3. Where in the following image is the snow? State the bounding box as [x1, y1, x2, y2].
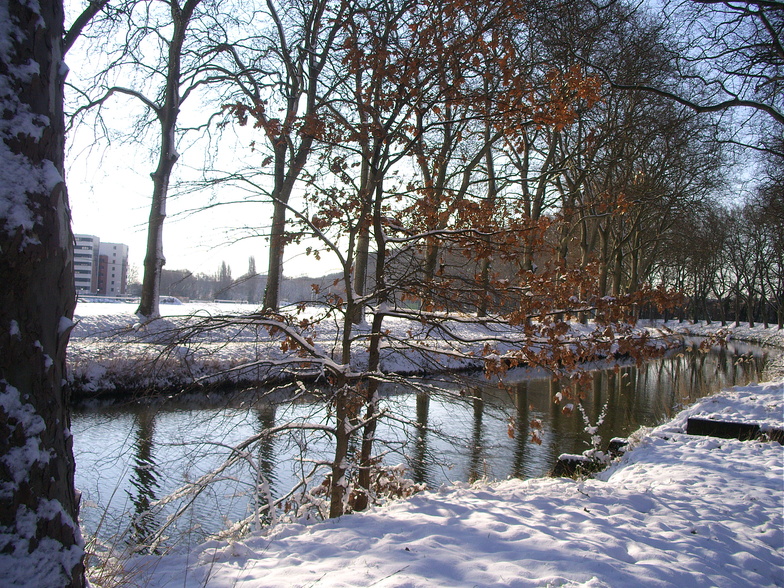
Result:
[65, 303, 784, 587]
[0, 384, 82, 587]
[58, 315, 74, 334]
[68, 301, 684, 395]
[121, 379, 783, 588]
[0, 0, 51, 246]
[0, 382, 50, 494]
[0, 532, 83, 588]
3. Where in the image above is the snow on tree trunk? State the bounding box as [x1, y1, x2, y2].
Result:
[0, 0, 84, 585]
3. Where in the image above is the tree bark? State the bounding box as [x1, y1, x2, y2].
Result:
[353, 185, 389, 512]
[0, 0, 84, 584]
[263, 182, 287, 312]
[329, 385, 351, 519]
[349, 164, 373, 324]
[262, 133, 314, 312]
[477, 113, 497, 318]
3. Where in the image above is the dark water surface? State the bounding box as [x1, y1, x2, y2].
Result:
[72, 340, 770, 548]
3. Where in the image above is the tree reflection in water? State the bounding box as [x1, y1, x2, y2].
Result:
[467, 390, 486, 483]
[411, 393, 430, 485]
[254, 404, 277, 526]
[127, 407, 160, 552]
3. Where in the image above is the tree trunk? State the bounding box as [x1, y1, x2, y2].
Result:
[136, 0, 200, 319]
[329, 385, 352, 519]
[353, 314, 383, 512]
[477, 114, 496, 318]
[477, 259, 491, 317]
[349, 161, 377, 324]
[329, 294, 360, 518]
[422, 240, 439, 301]
[263, 195, 286, 312]
[0, 0, 84, 583]
[136, 138, 174, 318]
[353, 192, 388, 512]
[263, 136, 308, 312]
[597, 226, 611, 297]
[351, 222, 370, 324]
[611, 246, 623, 296]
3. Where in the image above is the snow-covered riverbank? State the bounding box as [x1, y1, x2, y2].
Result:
[654, 319, 784, 380]
[107, 378, 783, 588]
[68, 301, 784, 396]
[68, 300, 642, 395]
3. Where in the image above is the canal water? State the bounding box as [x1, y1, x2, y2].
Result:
[72, 340, 770, 549]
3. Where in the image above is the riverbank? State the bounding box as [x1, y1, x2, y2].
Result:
[67, 300, 653, 397]
[112, 377, 783, 588]
[67, 301, 784, 397]
[652, 319, 784, 379]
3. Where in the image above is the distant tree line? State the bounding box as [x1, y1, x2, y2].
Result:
[128, 255, 346, 305]
[654, 149, 784, 328]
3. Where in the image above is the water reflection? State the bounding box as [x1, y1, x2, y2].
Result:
[510, 382, 530, 479]
[255, 404, 277, 487]
[72, 340, 770, 548]
[254, 404, 277, 525]
[467, 390, 486, 483]
[411, 393, 430, 485]
[126, 408, 160, 551]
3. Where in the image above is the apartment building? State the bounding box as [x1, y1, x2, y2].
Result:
[74, 234, 100, 293]
[97, 241, 129, 296]
[74, 234, 129, 296]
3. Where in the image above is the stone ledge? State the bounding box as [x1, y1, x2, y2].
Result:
[686, 417, 784, 444]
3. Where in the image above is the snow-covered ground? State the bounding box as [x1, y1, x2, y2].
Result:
[110, 378, 783, 588]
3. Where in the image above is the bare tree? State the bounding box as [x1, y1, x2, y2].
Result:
[756, 146, 784, 327]
[70, 0, 226, 319]
[583, 0, 783, 145]
[0, 0, 84, 584]
[216, 0, 346, 312]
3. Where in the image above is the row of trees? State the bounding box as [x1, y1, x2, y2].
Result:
[149, 259, 264, 301]
[66, 0, 781, 320]
[151, 261, 340, 303]
[658, 150, 784, 328]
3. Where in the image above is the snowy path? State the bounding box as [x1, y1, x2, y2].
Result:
[125, 380, 783, 588]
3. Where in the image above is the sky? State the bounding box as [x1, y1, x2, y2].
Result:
[62, 0, 339, 283]
[66, 136, 337, 281]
